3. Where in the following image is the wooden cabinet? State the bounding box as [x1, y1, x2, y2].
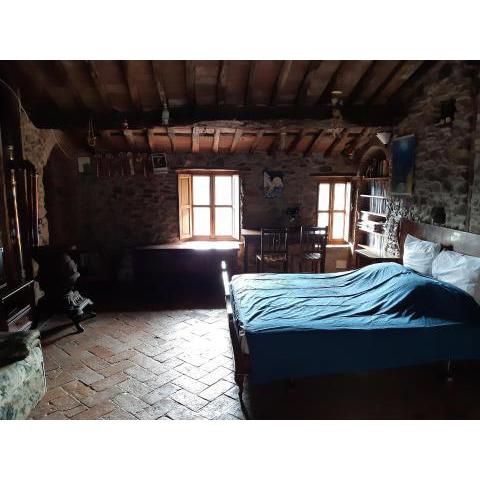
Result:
[0, 124, 38, 331]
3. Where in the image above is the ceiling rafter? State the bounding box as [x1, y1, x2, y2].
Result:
[230, 128, 243, 153]
[146, 128, 154, 153]
[269, 128, 288, 154]
[271, 60, 293, 105]
[185, 61, 196, 106]
[324, 130, 346, 157]
[295, 60, 322, 104]
[250, 130, 264, 153]
[122, 61, 142, 110]
[304, 129, 325, 156]
[56, 61, 87, 110]
[217, 60, 229, 106]
[151, 61, 168, 106]
[86, 61, 112, 110]
[245, 60, 257, 106]
[288, 128, 308, 154]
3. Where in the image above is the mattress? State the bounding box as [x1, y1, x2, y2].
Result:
[230, 262, 480, 384]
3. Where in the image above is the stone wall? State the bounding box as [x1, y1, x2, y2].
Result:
[394, 61, 478, 232]
[75, 151, 356, 251]
[20, 111, 76, 245]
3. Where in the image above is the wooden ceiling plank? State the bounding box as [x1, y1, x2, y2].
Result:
[213, 128, 221, 153]
[271, 60, 293, 105]
[217, 60, 229, 106]
[245, 60, 257, 106]
[331, 61, 374, 103]
[87, 61, 112, 110]
[371, 61, 424, 105]
[350, 61, 403, 105]
[56, 61, 87, 110]
[122, 61, 142, 111]
[151, 61, 168, 106]
[146, 128, 154, 153]
[295, 60, 322, 104]
[230, 128, 242, 153]
[185, 61, 196, 106]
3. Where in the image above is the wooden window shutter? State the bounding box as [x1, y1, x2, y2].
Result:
[232, 174, 240, 240]
[178, 174, 192, 239]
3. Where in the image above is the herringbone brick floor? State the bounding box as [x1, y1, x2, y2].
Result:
[30, 308, 244, 420]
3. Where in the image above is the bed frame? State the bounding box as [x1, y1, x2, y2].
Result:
[222, 220, 480, 400]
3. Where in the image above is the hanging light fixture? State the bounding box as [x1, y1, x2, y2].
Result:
[87, 117, 96, 148]
[162, 102, 170, 126]
[331, 90, 344, 138]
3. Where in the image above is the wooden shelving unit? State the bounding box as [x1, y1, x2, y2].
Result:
[353, 175, 399, 268]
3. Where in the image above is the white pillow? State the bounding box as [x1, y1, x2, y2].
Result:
[432, 250, 480, 304]
[403, 234, 441, 275]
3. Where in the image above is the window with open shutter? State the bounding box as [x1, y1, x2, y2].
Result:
[178, 171, 240, 240]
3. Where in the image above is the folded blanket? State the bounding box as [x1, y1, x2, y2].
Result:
[0, 330, 41, 368]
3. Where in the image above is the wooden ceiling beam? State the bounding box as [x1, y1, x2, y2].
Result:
[324, 130, 346, 158]
[217, 60, 229, 106]
[28, 104, 400, 130]
[122, 61, 142, 111]
[213, 128, 221, 153]
[230, 129, 242, 153]
[288, 128, 308, 154]
[269, 128, 287, 154]
[245, 60, 257, 106]
[152, 61, 168, 106]
[304, 129, 325, 157]
[295, 60, 322, 104]
[250, 130, 264, 154]
[56, 61, 87, 110]
[146, 129, 154, 153]
[370, 61, 425, 105]
[271, 60, 293, 105]
[86, 61, 112, 110]
[185, 61, 196, 106]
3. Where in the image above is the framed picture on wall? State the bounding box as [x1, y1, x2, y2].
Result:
[391, 134, 416, 196]
[151, 153, 168, 174]
[264, 170, 284, 198]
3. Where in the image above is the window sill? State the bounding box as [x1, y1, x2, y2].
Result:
[326, 243, 352, 249]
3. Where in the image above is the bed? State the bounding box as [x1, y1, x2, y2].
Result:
[222, 220, 480, 396]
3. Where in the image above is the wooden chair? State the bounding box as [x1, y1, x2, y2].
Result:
[299, 226, 328, 273]
[256, 228, 289, 273]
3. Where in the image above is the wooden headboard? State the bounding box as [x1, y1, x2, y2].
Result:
[399, 219, 480, 259]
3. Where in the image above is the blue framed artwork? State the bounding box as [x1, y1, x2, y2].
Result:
[391, 134, 416, 196]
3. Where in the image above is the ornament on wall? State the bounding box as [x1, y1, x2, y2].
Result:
[151, 153, 168, 174]
[263, 170, 284, 199]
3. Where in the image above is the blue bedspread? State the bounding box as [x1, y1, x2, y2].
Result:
[230, 262, 480, 384]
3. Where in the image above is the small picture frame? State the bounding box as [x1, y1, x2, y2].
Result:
[77, 156, 92, 174]
[151, 153, 168, 174]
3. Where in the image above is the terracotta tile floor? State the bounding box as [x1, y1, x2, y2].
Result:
[30, 308, 244, 420]
[30, 294, 480, 420]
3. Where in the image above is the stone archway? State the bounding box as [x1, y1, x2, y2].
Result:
[357, 145, 388, 176]
[43, 145, 79, 246]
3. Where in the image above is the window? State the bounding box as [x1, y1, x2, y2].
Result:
[178, 171, 240, 240]
[317, 180, 352, 243]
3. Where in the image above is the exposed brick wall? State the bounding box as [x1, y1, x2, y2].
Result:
[394, 61, 478, 232]
[75, 152, 355, 251]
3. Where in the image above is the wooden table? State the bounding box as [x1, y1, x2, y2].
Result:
[132, 241, 241, 287]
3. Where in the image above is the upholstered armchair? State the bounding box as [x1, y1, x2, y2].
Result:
[0, 330, 46, 420]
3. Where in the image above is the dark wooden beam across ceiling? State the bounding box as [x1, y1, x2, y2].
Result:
[27, 104, 401, 129]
